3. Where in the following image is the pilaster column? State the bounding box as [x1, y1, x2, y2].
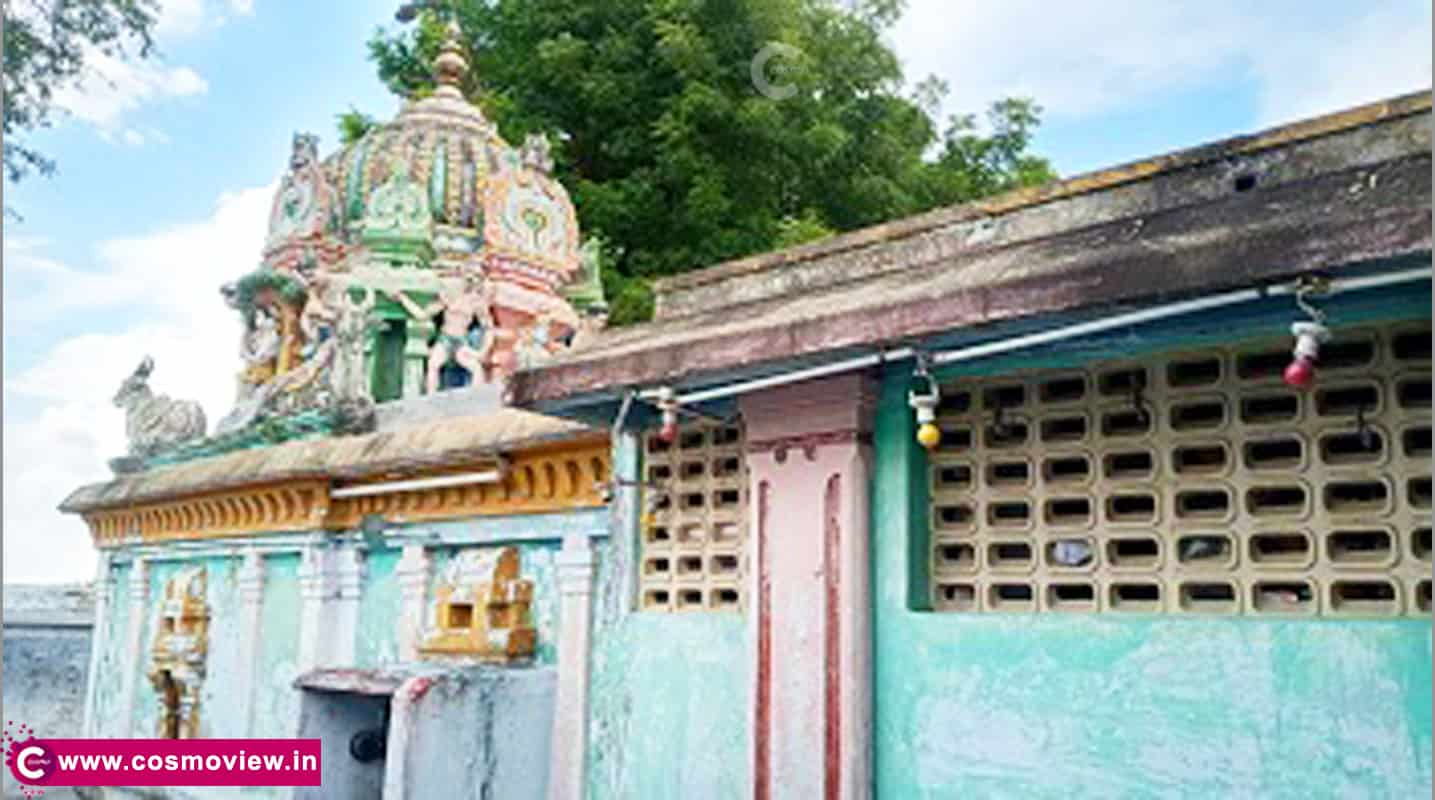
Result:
[333, 545, 366, 666]
[404, 319, 435, 397]
[83, 553, 116, 736]
[297, 540, 336, 673]
[549, 533, 596, 800]
[396, 543, 431, 662]
[118, 557, 150, 737]
[741, 373, 874, 800]
[236, 549, 266, 735]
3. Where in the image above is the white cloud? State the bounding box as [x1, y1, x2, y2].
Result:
[5, 184, 272, 328]
[155, 0, 208, 38]
[54, 47, 208, 133]
[3, 184, 273, 584]
[48, 0, 250, 145]
[892, 0, 1431, 127]
[1247, 5, 1434, 124]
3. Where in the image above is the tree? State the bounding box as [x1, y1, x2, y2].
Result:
[3, 0, 160, 186]
[336, 106, 378, 146]
[364, 0, 1055, 324]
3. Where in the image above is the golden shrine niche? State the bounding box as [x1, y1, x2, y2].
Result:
[420, 547, 536, 662]
[147, 566, 209, 739]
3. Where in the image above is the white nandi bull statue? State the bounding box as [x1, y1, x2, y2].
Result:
[113, 356, 207, 457]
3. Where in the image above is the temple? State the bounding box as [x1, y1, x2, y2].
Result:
[59, 30, 1431, 798]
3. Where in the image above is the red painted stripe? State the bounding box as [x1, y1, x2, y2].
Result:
[754, 479, 772, 800]
[824, 472, 842, 800]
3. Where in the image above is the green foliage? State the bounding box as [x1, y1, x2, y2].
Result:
[367, 0, 1056, 324]
[232, 268, 307, 324]
[924, 98, 1057, 203]
[773, 210, 835, 249]
[2, 0, 159, 189]
[336, 107, 379, 146]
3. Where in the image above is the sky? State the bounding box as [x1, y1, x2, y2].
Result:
[3, 0, 1431, 583]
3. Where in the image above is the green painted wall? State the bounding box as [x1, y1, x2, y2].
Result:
[586, 435, 751, 800]
[872, 363, 1433, 798]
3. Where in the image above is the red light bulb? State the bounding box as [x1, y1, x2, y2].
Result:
[1283, 356, 1315, 389]
[659, 420, 678, 442]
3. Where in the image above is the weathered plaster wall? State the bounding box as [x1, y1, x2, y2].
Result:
[357, 547, 402, 667]
[871, 319, 1434, 798]
[387, 668, 557, 799]
[91, 563, 130, 738]
[2, 584, 94, 740]
[586, 435, 751, 800]
[256, 553, 303, 737]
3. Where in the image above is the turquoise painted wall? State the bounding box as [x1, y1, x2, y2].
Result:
[586, 435, 751, 800]
[256, 552, 302, 738]
[872, 352, 1433, 797]
[356, 546, 401, 667]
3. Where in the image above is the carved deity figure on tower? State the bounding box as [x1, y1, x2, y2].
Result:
[331, 286, 379, 403]
[521, 133, 554, 174]
[236, 310, 281, 403]
[387, 272, 496, 393]
[515, 311, 565, 369]
[298, 271, 348, 359]
[264, 132, 340, 271]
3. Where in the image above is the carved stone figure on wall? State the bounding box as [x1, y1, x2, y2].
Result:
[515, 312, 565, 369]
[420, 546, 536, 662]
[298, 271, 345, 359]
[331, 285, 379, 403]
[388, 273, 496, 392]
[562, 238, 609, 351]
[521, 133, 554, 174]
[147, 566, 209, 739]
[113, 357, 207, 457]
[236, 310, 281, 403]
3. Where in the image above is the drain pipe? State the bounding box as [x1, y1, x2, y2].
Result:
[612, 389, 637, 440]
[636, 267, 1429, 407]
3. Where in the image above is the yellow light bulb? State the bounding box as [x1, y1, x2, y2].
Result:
[916, 422, 941, 449]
